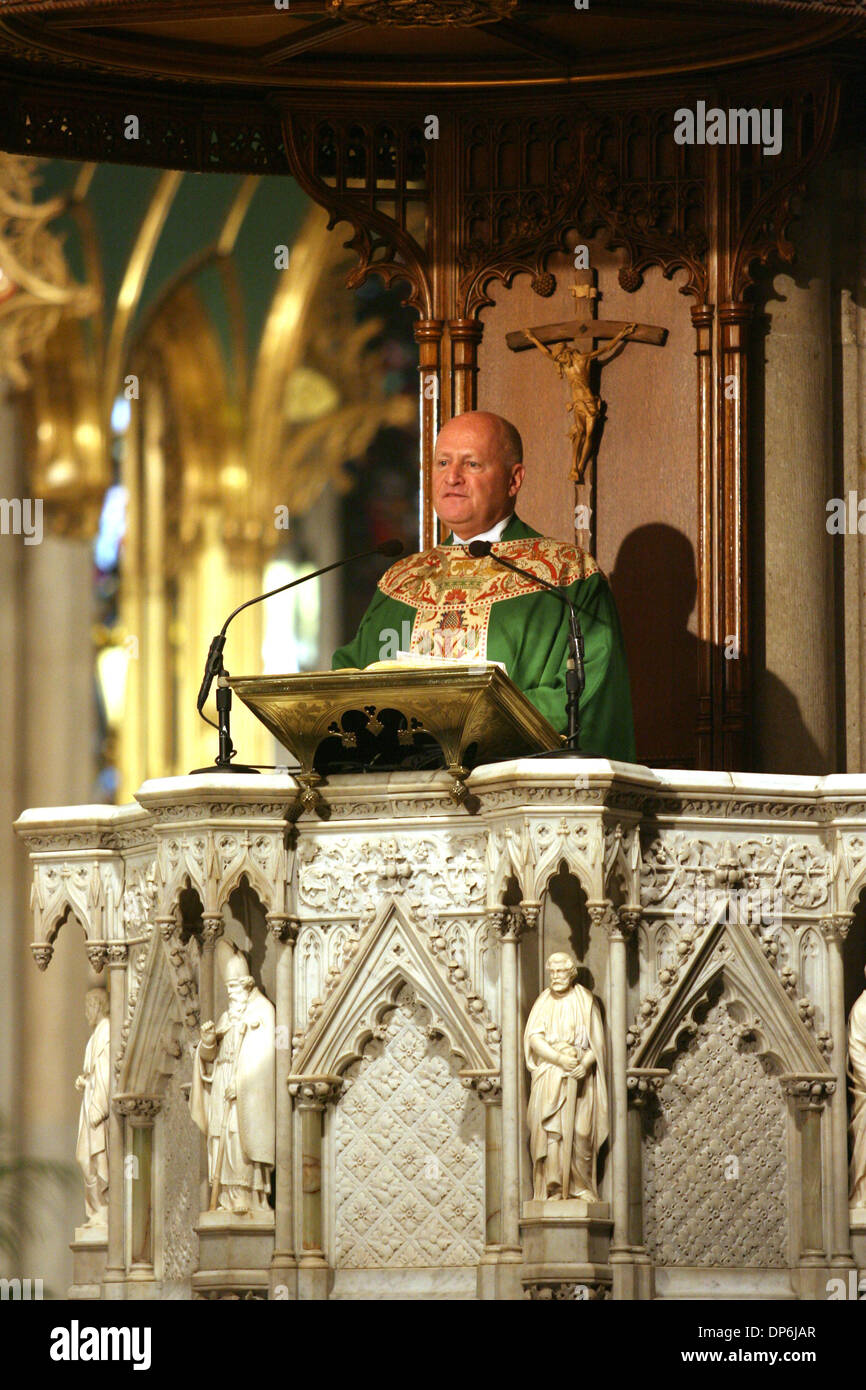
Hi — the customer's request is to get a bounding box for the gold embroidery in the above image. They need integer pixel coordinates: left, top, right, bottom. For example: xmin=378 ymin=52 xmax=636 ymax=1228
xmin=378 ymin=536 xmax=600 ymax=661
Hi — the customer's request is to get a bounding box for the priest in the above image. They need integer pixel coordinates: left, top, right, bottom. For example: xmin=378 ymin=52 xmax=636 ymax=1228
xmin=332 ymin=410 xmax=635 ymax=761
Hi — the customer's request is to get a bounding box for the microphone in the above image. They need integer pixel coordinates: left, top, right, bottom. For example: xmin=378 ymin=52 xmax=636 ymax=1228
xmin=191 ymin=537 xmax=404 ymax=774
xmin=197 ymin=537 xmax=404 ymax=714
xmin=467 ymin=539 xmax=585 ymax=753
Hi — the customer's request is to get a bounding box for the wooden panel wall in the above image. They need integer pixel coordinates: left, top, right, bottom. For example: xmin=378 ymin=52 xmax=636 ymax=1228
xmin=478 ymin=245 xmax=699 ymax=765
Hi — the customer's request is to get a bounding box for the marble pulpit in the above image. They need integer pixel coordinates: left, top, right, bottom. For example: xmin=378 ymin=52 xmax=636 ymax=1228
xmin=14 ymin=761 xmax=866 ymax=1300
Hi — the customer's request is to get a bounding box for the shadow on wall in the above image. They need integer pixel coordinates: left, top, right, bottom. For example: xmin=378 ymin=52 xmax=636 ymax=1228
xmin=608 ymin=522 xmax=825 ymax=773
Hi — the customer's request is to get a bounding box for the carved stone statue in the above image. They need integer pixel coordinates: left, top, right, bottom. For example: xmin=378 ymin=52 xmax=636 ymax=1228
xmin=75 ymin=987 xmax=110 ymax=1228
xmin=849 ymin=967 xmax=866 ymax=1208
xmin=190 ymin=941 xmax=275 ymax=1215
xmin=523 ymin=323 xmax=637 ymax=482
xmin=524 ymin=952 xmax=608 ymax=1201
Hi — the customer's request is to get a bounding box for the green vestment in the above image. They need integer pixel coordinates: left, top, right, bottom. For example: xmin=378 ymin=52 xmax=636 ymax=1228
xmin=332 ymin=513 xmax=636 ymax=761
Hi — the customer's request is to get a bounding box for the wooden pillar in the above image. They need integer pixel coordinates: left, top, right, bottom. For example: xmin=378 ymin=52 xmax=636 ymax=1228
xmin=414 ymin=319 xmax=444 ymax=549
xmin=718 ymin=301 xmax=753 ymax=771
xmin=449 ymin=318 xmax=483 ymax=418
xmin=692 ymin=302 xmax=716 ymax=769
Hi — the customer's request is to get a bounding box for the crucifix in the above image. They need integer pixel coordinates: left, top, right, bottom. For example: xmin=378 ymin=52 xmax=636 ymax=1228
xmin=506 ymin=268 xmax=667 ymax=553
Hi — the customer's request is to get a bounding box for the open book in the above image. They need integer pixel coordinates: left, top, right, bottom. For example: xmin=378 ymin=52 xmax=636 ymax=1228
xmin=354 ymin=654 xmax=508 ymax=674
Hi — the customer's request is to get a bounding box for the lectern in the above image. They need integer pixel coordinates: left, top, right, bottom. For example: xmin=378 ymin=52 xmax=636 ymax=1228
xmin=229 ymin=661 xmax=562 ymax=808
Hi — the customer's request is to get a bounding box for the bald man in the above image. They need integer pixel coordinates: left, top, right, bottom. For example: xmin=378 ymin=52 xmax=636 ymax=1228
xmin=332 ymin=411 xmax=635 ymax=760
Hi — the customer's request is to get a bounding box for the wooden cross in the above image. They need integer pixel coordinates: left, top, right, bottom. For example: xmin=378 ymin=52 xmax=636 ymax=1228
xmin=506 ymin=268 xmax=667 ymax=554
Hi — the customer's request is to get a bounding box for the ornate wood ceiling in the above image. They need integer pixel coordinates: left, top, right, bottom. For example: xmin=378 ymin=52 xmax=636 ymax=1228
xmin=0 ymin=0 xmax=863 ymax=97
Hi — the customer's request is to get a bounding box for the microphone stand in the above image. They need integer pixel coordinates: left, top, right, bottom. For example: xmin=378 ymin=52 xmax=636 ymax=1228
xmin=467 ymin=540 xmax=586 ymax=755
xmin=190 ymin=540 xmax=403 ymax=775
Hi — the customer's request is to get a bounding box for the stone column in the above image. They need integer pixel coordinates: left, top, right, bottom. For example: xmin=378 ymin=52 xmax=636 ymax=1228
xmin=785 ymin=1076 xmax=834 ymax=1299
xmin=199 ymin=915 xmax=223 ymax=1213
xmin=0 ymin=378 xmax=24 ymax=1135
xmin=757 ymin=233 xmax=837 ymax=774
xmin=820 ymin=915 xmax=856 ymax=1269
xmin=268 ymin=913 xmax=299 ymax=1300
xmin=624 ymin=1068 xmax=667 ymax=1300
xmin=589 ymin=901 xmax=637 ymax=1298
xmin=102 ymin=944 xmax=128 ymax=1297
xmin=461 ymin=1073 xmax=502 ymax=1300
xmin=114 ymin=1095 xmax=161 ymax=1282
xmin=288 ymin=1077 xmax=342 ymax=1301
xmin=491 ymin=905 xmax=529 ymax=1298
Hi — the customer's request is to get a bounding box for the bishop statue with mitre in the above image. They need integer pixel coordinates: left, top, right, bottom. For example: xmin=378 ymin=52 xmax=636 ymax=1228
xmin=332 ymin=411 xmax=635 ymax=760
xmin=190 ymin=940 xmax=275 ymax=1216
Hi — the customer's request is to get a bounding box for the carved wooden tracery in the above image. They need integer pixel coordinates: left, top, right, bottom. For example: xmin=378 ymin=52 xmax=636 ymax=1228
xmin=457 ymin=105 xmax=710 ymax=317
xmin=279 ymin=112 xmax=431 ymax=318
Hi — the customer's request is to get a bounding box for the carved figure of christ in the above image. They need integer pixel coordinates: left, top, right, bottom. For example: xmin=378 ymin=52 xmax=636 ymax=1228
xmin=506 ymin=270 xmax=667 ymax=551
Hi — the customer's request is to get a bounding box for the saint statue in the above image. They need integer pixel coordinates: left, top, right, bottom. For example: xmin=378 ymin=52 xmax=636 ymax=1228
xmin=332 ymin=410 xmax=635 ymax=760
xmin=524 ymin=952 xmax=608 ymax=1202
xmin=522 ymin=324 xmax=637 ymax=482
xmin=190 ymin=940 xmax=275 ymax=1215
xmin=74 ymin=987 xmax=110 ymax=1228
xmin=849 ymin=967 xmax=866 ymax=1208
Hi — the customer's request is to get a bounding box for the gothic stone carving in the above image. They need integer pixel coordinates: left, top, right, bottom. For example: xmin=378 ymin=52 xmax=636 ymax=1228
xmin=524 ymin=1281 xmax=611 ymax=1301
xmin=643 ymin=997 xmax=788 ymax=1268
xmin=292 ymin=895 xmax=499 ymax=1070
xmin=640 ymin=833 xmax=830 ymax=916
xmin=160 ymin=1052 xmax=199 ymax=1297
xmin=158 ymin=917 xmax=200 ymax=1034
xmin=335 ymin=985 xmax=484 ymax=1270
xmin=296 ymin=832 xmax=486 ymax=920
